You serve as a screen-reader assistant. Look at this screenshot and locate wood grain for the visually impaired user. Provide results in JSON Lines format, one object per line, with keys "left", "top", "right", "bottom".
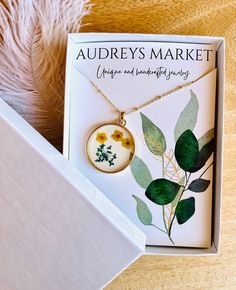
{"left": 81, "top": 1, "right": 236, "bottom": 289}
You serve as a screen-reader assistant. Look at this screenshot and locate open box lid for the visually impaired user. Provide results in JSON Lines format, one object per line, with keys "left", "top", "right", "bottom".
{"left": 0, "top": 98, "right": 146, "bottom": 290}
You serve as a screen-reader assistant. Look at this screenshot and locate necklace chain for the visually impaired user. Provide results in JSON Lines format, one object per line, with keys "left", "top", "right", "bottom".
{"left": 78, "top": 68, "right": 216, "bottom": 116}
{"left": 91, "top": 80, "right": 120, "bottom": 114}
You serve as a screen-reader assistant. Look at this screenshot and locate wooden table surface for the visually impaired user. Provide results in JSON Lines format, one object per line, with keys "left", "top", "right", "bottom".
{"left": 81, "top": 1, "right": 236, "bottom": 289}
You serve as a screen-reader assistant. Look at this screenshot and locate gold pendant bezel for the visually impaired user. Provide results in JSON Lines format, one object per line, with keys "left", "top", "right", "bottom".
{"left": 86, "top": 122, "right": 136, "bottom": 174}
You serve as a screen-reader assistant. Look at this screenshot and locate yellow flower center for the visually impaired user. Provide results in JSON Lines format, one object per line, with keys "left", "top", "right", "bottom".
{"left": 122, "top": 137, "right": 133, "bottom": 149}
{"left": 96, "top": 132, "right": 108, "bottom": 144}
{"left": 111, "top": 129, "right": 124, "bottom": 142}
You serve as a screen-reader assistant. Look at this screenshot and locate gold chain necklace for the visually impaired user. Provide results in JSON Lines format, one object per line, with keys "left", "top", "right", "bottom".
{"left": 78, "top": 69, "right": 214, "bottom": 173}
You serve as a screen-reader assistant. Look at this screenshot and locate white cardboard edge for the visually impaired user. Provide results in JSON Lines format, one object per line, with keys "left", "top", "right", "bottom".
{"left": 63, "top": 32, "right": 225, "bottom": 256}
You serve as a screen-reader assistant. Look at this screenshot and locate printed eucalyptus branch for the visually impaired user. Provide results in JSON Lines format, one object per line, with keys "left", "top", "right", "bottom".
{"left": 131, "top": 90, "right": 215, "bottom": 244}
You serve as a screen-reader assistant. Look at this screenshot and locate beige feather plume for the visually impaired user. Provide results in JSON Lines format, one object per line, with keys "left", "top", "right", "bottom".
{"left": 0, "top": 0, "right": 91, "bottom": 150}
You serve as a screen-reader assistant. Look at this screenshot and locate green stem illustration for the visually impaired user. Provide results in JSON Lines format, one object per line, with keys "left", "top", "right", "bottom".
{"left": 199, "top": 162, "right": 213, "bottom": 178}
{"left": 151, "top": 225, "right": 174, "bottom": 245}
{"left": 168, "top": 212, "right": 176, "bottom": 241}
{"left": 168, "top": 172, "right": 191, "bottom": 238}
{"left": 151, "top": 224, "right": 168, "bottom": 234}
{"left": 161, "top": 155, "right": 168, "bottom": 233}
{"left": 162, "top": 205, "right": 168, "bottom": 232}
{"left": 161, "top": 155, "right": 165, "bottom": 177}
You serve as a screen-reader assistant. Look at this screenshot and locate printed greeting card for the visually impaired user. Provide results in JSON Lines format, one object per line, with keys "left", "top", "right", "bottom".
{"left": 65, "top": 38, "right": 217, "bottom": 247}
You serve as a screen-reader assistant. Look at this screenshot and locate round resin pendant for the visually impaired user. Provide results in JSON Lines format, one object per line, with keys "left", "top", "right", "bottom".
{"left": 86, "top": 123, "right": 135, "bottom": 173}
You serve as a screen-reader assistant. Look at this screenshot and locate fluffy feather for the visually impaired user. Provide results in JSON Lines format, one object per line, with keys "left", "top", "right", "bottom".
{"left": 0, "top": 0, "right": 91, "bottom": 150}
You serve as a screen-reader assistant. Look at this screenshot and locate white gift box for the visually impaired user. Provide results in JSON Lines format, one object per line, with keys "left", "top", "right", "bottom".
{"left": 0, "top": 33, "right": 224, "bottom": 289}
{"left": 64, "top": 33, "right": 224, "bottom": 255}
{"left": 0, "top": 98, "right": 146, "bottom": 289}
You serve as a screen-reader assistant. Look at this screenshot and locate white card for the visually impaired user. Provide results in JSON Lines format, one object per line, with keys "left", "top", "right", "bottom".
{"left": 67, "top": 40, "right": 217, "bottom": 247}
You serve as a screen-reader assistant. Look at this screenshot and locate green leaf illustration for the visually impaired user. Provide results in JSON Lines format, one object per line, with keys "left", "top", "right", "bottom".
{"left": 189, "top": 139, "right": 214, "bottom": 173}
{"left": 171, "top": 176, "right": 185, "bottom": 209}
{"left": 130, "top": 155, "right": 152, "bottom": 189}
{"left": 198, "top": 128, "right": 214, "bottom": 150}
{"left": 174, "top": 129, "right": 199, "bottom": 171}
{"left": 140, "top": 112, "right": 166, "bottom": 156}
{"left": 188, "top": 178, "right": 210, "bottom": 192}
{"left": 132, "top": 195, "right": 152, "bottom": 225}
{"left": 174, "top": 90, "right": 199, "bottom": 142}
{"left": 175, "top": 197, "right": 195, "bottom": 224}
{"left": 145, "top": 178, "right": 181, "bottom": 205}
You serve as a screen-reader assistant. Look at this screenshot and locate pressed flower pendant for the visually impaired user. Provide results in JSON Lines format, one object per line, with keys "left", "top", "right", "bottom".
{"left": 86, "top": 113, "right": 135, "bottom": 173}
